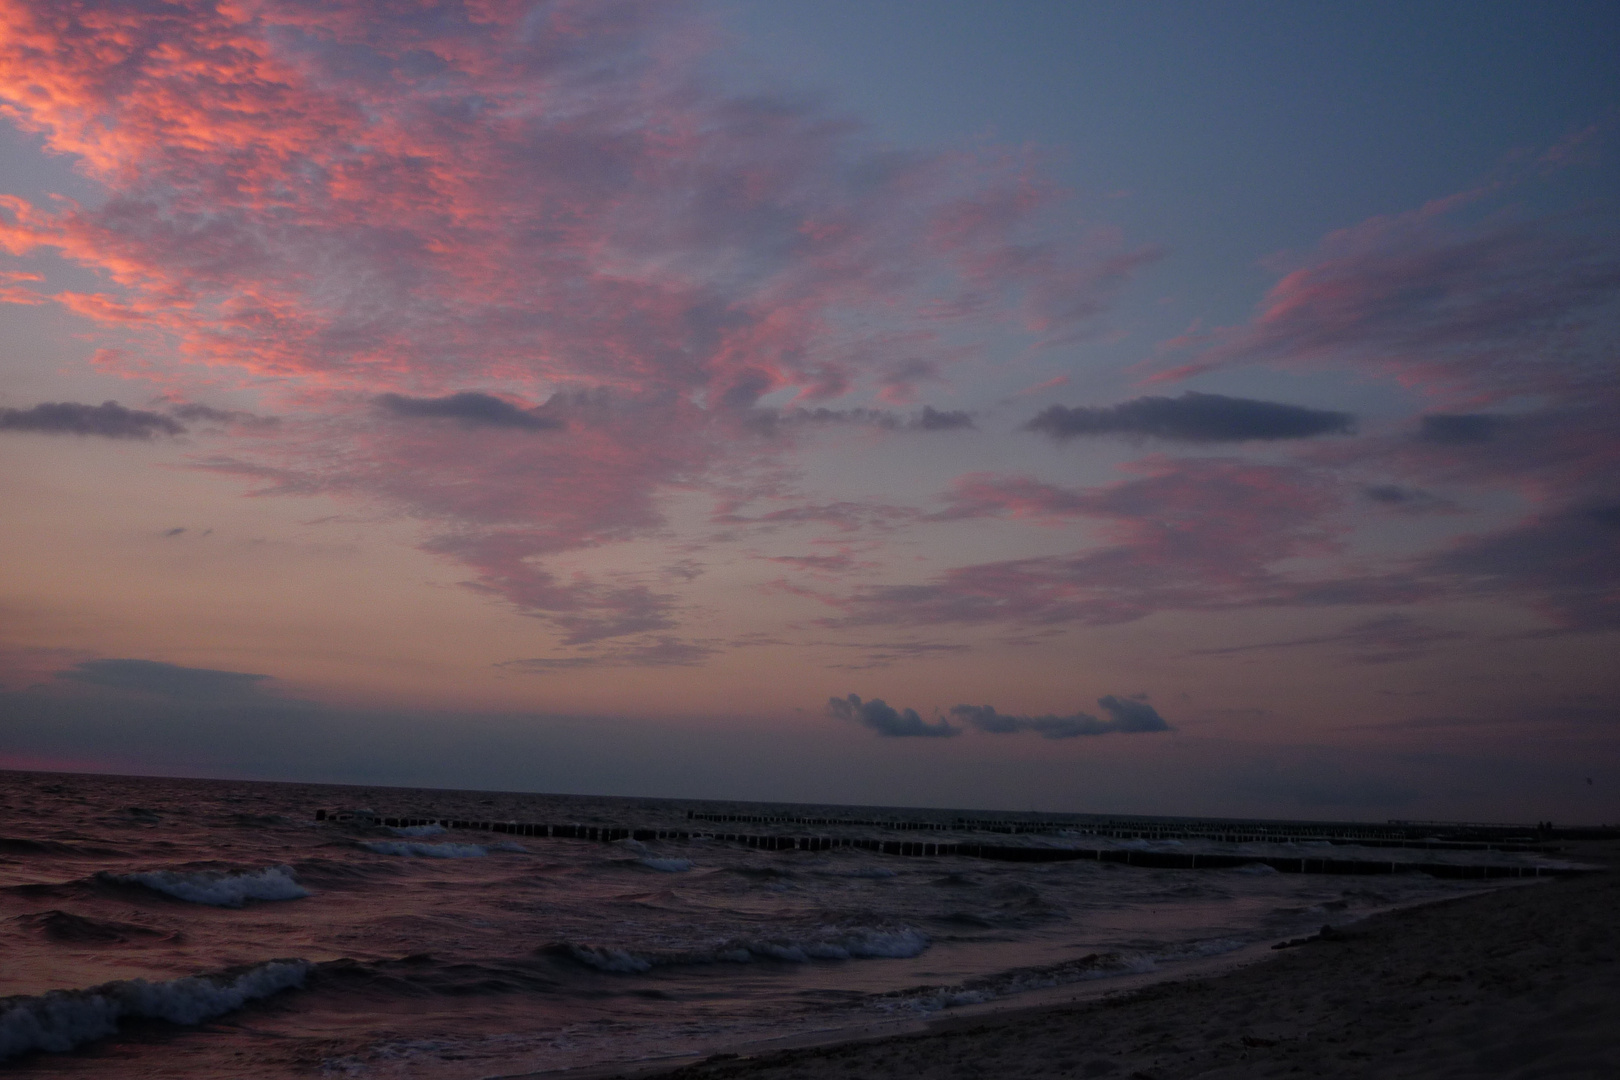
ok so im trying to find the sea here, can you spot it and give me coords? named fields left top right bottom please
left=0, top=770, right=1576, bottom=1078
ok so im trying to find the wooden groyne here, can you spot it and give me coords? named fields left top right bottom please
left=315, top=810, right=1592, bottom=879
left=684, top=811, right=1559, bottom=851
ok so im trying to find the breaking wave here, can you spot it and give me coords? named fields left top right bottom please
left=549, top=926, right=930, bottom=973
left=640, top=857, right=694, bottom=872
left=361, top=841, right=489, bottom=858
left=0, top=960, right=309, bottom=1061
left=105, top=865, right=309, bottom=906
left=873, top=952, right=1143, bottom=1013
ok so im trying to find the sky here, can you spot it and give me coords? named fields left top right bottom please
left=1, top=0, right=1617, bottom=822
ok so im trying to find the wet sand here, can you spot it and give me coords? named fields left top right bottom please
left=609, top=842, right=1618, bottom=1080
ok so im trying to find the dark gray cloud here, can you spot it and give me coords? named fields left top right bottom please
left=720, top=370, right=776, bottom=409
left=375, top=392, right=562, bottom=431
left=753, top=405, right=975, bottom=436
left=912, top=406, right=974, bottom=431
left=1419, top=413, right=1509, bottom=444
left=57, top=658, right=273, bottom=701
left=1025, top=392, right=1354, bottom=442
left=1096, top=695, right=1173, bottom=731
left=0, top=401, right=185, bottom=439
left=827, top=693, right=959, bottom=737
left=950, top=695, right=1171, bottom=738
left=1363, top=485, right=1455, bottom=513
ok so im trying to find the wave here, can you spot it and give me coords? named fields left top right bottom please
left=361, top=841, right=490, bottom=858
left=387, top=824, right=446, bottom=837
left=312, top=955, right=560, bottom=997
left=0, top=837, right=126, bottom=858
left=548, top=926, right=931, bottom=973
left=872, top=951, right=1143, bottom=1013
left=639, top=857, right=694, bottom=873
left=0, top=960, right=309, bottom=1061
left=102, top=865, right=309, bottom=907
left=609, top=838, right=688, bottom=871
left=12, top=910, right=166, bottom=944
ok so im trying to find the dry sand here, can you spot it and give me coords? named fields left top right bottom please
left=608, top=842, right=1619, bottom=1080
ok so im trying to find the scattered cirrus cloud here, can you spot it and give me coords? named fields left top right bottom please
left=1190, top=614, right=1465, bottom=665
left=1025, top=392, right=1354, bottom=443
left=0, top=0, right=1144, bottom=647
left=858, top=456, right=1346, bottom=628
left=1420, top=503, right=1620, bottom=632
left=1418, top=413, right=1510, bottom=445
left=498, top=637, right=719, bottom=672
left=1148, top=203, right=1620, bottom=404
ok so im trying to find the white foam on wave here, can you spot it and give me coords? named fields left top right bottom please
left=639, top=857, right=694, bottom=872
left=0, top=960, right=309, bottom=1061
left=112, top=865, right=309, bottom=906
left=361, top=841, right=488, bottom=858
left=561, top=945, right=654, bottom=973
left=558, top=925, right=930, bottom=973
left=388, top=824, right=446, bottom=837
left=875, top=952, right=1148, bottom=1015
left=611, top=837, right=689, bottom=871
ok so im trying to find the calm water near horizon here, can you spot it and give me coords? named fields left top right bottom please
left=0, top=771, right=1570, bottom=1078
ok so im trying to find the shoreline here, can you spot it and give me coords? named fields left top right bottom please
left=571, top=841, right=1617, bottom=1080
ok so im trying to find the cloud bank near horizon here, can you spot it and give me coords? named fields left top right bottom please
left=951, top=697, right=1171, bottom=738
left=830, top=693, right=1171, bottom=739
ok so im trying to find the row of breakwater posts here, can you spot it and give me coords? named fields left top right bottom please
left=314, top=810, right=1593, bottom=879
left=684, top=811, right=1572, bottom=851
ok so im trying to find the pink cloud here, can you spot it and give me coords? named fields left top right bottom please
left=1015, top=374, right=1070, bottom=396
left=1419, top=504, right=1620, bottom=633
left=763, top=547, right=871, bottom=575
left=1148, top=203, right=1618, bottom=406
left=1190, top=613, right=1466, bottom=665
left=841, top=457, right=1348, bottom=628
left=714, top=499, right=920, bottom=535
left=929, top=473, right=1091, bottom=523
left=0, top=0, right=1148, bottom=645
left=1138, top=180, right=1620, bottom=636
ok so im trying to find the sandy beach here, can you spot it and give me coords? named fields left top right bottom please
left=609, top=842, right=1619, bottom=1080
